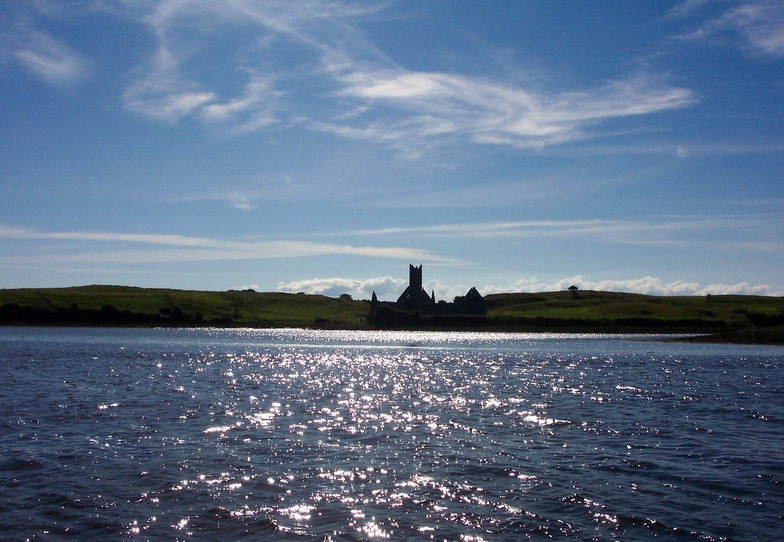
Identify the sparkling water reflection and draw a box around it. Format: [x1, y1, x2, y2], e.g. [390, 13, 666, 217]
[0, 327, 782, 540]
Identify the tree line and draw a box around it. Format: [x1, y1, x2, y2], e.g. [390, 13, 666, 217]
[0, 303, 233, 327]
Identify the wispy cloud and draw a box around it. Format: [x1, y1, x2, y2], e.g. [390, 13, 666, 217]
[664, 0, 713, 21]
[4, 0, 698, 148]
[720, 1, 784, 56]
[113, 0, 697, 150]
[677, 0, 784, 57]
[3, 20, 90, 86]
[0, 225, 455, 265]
[0, 225, 217, 246]
[223, 193, 258, 211]
[349, 219, 607, 237]
[346, 216, 784, 250]
[201, 73, 280, 133]
[122, 41, 217, 122]
[121, 0, 380, 126]
[327, 70, 695, 150]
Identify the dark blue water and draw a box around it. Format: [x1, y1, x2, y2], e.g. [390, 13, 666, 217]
[1, 327, 782, 541]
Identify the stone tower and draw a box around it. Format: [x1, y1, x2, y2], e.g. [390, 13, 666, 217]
[397, 264, 434, 311]
[409, 264, 423, 293]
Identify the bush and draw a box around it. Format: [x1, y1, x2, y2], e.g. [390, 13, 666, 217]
[748, 311, 784, 328]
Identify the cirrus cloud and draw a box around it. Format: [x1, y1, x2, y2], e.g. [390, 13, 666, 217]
[0, 225, 456, 265]
[116, 0, 697, 150]
[3, 22, 90, 86]
[5, 0, 699, 150]
[676, 0, 784, 58]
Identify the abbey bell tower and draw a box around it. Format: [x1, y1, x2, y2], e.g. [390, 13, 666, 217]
[396, 264, 434, 311]
[379, 263, 485, 316]
[409, 264, 423, 292]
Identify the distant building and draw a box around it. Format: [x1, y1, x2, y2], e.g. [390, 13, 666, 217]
[370, 264, 485, 317]
[397, 265, 437, 312]
[460, 286, 487, 315]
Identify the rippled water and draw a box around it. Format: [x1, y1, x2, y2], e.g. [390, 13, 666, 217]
[1, 327, 782, 541]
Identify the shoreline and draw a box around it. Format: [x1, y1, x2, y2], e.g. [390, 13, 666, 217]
[2, 286, 783, 345]
[666, 326, 784, 345]
[2, 322, 782, 345]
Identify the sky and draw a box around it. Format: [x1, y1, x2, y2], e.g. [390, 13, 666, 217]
[1, 0, 783, 301]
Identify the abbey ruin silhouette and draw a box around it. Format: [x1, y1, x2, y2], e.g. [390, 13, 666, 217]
[370, 265, 486, 316]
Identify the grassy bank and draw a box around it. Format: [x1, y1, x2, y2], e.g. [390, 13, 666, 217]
[1, 286, 783, 342]
[0, 286, 368, 328]
[484, 290, 784, 329]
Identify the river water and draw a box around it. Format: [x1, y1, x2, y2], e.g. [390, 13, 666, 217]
[0, 327, 782, 541]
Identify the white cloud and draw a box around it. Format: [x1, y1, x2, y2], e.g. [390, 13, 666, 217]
[113, 0, 697, 149]
[123, 44, 217, 121]
[0, 225, 455, 265]
[718, 1, 784, 57]
[324, 68, 696, 151]
[276, 276, 473, 302]
[200, 72, 279, 133]
[0, 225, 219, 246]
[350, 219, 606, 238]
[122, 0, 286, 124]
[482, 275, 782, 296]
[0, 0, 702, 147]
[9, 216, 776, 266]
[224, 193, 257, 211]
[117, 0, 386, 127]
[279, 273, 783, 299]
[347, 216, 784, 250]
[679, 1, 784, 57]
[277, 276, 405, 299]
[6, 24, 90, 86]
[665, 0, 713, 20]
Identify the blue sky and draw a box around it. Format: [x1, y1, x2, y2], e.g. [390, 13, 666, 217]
[1, 0, 783, 300]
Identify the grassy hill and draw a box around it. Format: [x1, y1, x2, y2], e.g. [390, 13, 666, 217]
[0, 286, 369, 328]
[480, 291, 784, 341]
[484, 290, 784, 328]
[1, 286, 783, 338]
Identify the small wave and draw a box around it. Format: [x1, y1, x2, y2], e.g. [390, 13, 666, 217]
[613, 515, 722, 541]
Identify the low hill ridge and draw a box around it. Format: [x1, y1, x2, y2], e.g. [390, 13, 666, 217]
[1, 286, 783, 343]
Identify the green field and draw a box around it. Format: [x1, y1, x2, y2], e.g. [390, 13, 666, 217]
[0, 286, 369, 328]
[1, 286, 783, 339]
[485, 290, 784, 328]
